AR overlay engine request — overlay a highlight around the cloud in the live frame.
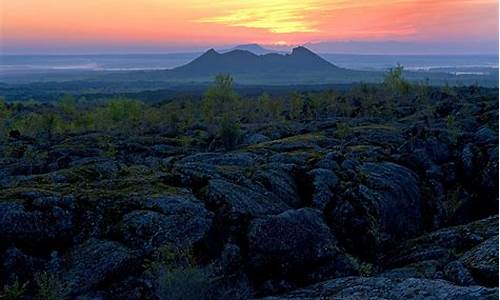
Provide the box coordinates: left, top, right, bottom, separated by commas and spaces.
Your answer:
196, 0, 322, 33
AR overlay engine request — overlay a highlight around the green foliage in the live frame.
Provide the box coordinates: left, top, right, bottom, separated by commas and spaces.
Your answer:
146, 245, 210, 300
1, 279, 28, 300
157, 267, 210, 300
446, 115, 461, 145
336, 123, 351, 139
57, 94, 77, 116
202, 74, 239, 123
35, 272, 67, 300
11, 112, 65, 141
290, 92, 303, 120
384, 64, 410, 95
258, 92, 282, 121
219, 113, 241, 150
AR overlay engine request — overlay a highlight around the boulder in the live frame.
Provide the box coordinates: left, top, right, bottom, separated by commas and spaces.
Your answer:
205, 179, 290, 219
307, 168, 339, 210
444, 260, 476, 286
0, 201, 73, 247
247, 208, 338, 278
263, 276, 499, 299
460, 235, 499, 287
380, 260, 443, 281
329, 162, 421, 255
118, 196, 213, 250
62, 239, 140, 296
425, 137, 451, 164
474, 126, 497, 145
2, 247, 45, 284
253, 164, 302, 208
383, 216, 498, 269
242, 133, 271, 145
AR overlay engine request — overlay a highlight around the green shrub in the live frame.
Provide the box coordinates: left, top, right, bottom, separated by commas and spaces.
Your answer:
384, 64, 410, 95
202, 74, 239, 123
218, 113, 241, 150
35, 272, 67, 300
157, 267, 211, 300
290, 92, 303, 120
1, 279, 28, 300
57, 94, 77, 116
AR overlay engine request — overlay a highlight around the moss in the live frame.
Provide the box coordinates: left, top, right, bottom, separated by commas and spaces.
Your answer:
1, 279, 28, 300
352, 124, 398, 132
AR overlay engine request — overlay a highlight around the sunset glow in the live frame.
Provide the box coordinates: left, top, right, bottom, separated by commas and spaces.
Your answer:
1, 0, 498, 53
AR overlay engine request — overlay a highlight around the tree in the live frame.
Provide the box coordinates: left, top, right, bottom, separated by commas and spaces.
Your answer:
57, 94, 77, 116
384, 64, 410, 95
202, 74, 239, 123
218, 113, 241, 150
290, 92, 303, 120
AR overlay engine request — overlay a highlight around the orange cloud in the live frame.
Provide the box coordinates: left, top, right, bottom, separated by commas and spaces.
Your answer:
1, 0, 497, 51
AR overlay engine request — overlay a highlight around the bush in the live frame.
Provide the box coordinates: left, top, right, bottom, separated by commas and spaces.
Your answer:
35, 272, 67, 300
384, 64, 410, 95
202, 74, 239, 123
157, 267, 211, 300
1, 279, 28, 300
218, 113, 241, 150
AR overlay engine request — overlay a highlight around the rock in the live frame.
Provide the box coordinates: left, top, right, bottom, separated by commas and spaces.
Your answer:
62, 239, 140, 296
247, 208, 338, 279
253, 164, 302, 208
474, 126, 497, 145
2, 247, 45, 284
0, 201, 73, 247
307, 168, 339, 210
242, 133, 270, 145
359, 162, 421, 241
461, 143, 476, 179
330, 162, 422, 256
118, 196, 213, 250
263, 276, 499, 299
205, 179, 290, 219
480, 146, 499, 194
216, 243, 242, 274
380, 260, 444, 281
178, 152, 259, 167
383, 216, 498, 268
444, 260, 476, 286
315, 152, 341, 171
172, 162, 222, 186
425, 138, 451, 164
460, 235, 499, 287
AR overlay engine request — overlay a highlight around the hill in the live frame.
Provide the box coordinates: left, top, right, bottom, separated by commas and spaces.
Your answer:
172, 46, 342, 77
221, 43, 283, 55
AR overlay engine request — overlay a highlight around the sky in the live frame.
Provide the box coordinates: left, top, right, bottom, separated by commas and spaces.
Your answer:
1, 0, 498, 54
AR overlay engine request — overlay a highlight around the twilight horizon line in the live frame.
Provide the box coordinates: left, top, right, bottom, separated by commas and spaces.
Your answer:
1, 40, 499, 56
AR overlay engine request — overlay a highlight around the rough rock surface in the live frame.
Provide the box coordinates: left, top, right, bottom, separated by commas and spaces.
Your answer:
262, 276, 499, 300
61, 239, 140, 296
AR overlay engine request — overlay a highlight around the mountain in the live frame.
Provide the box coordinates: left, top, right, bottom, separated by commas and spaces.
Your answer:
172, 46, 342, 77
221, 44, 284, 55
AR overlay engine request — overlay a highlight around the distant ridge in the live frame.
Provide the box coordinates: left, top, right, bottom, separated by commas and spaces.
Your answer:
172, 46, 341, 77
221, 44, 284, 55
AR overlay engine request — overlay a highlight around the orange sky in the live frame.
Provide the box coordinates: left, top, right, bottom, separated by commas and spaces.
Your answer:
1, 0, 498, 53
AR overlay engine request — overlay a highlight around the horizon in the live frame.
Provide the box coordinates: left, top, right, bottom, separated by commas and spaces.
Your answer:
2, 42, 500, 56
1, 0, 498, 55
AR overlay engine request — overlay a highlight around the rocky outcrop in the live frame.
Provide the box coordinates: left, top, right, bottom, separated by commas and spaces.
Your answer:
0, 201, 73, 247
61, 239, 140, 296
205, 179, 290, 219
246, 208, 357, 292
263, 276, 499, 299
118, 195, 213, 251
328, 161, 422, 257
460, 235, 499, 287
